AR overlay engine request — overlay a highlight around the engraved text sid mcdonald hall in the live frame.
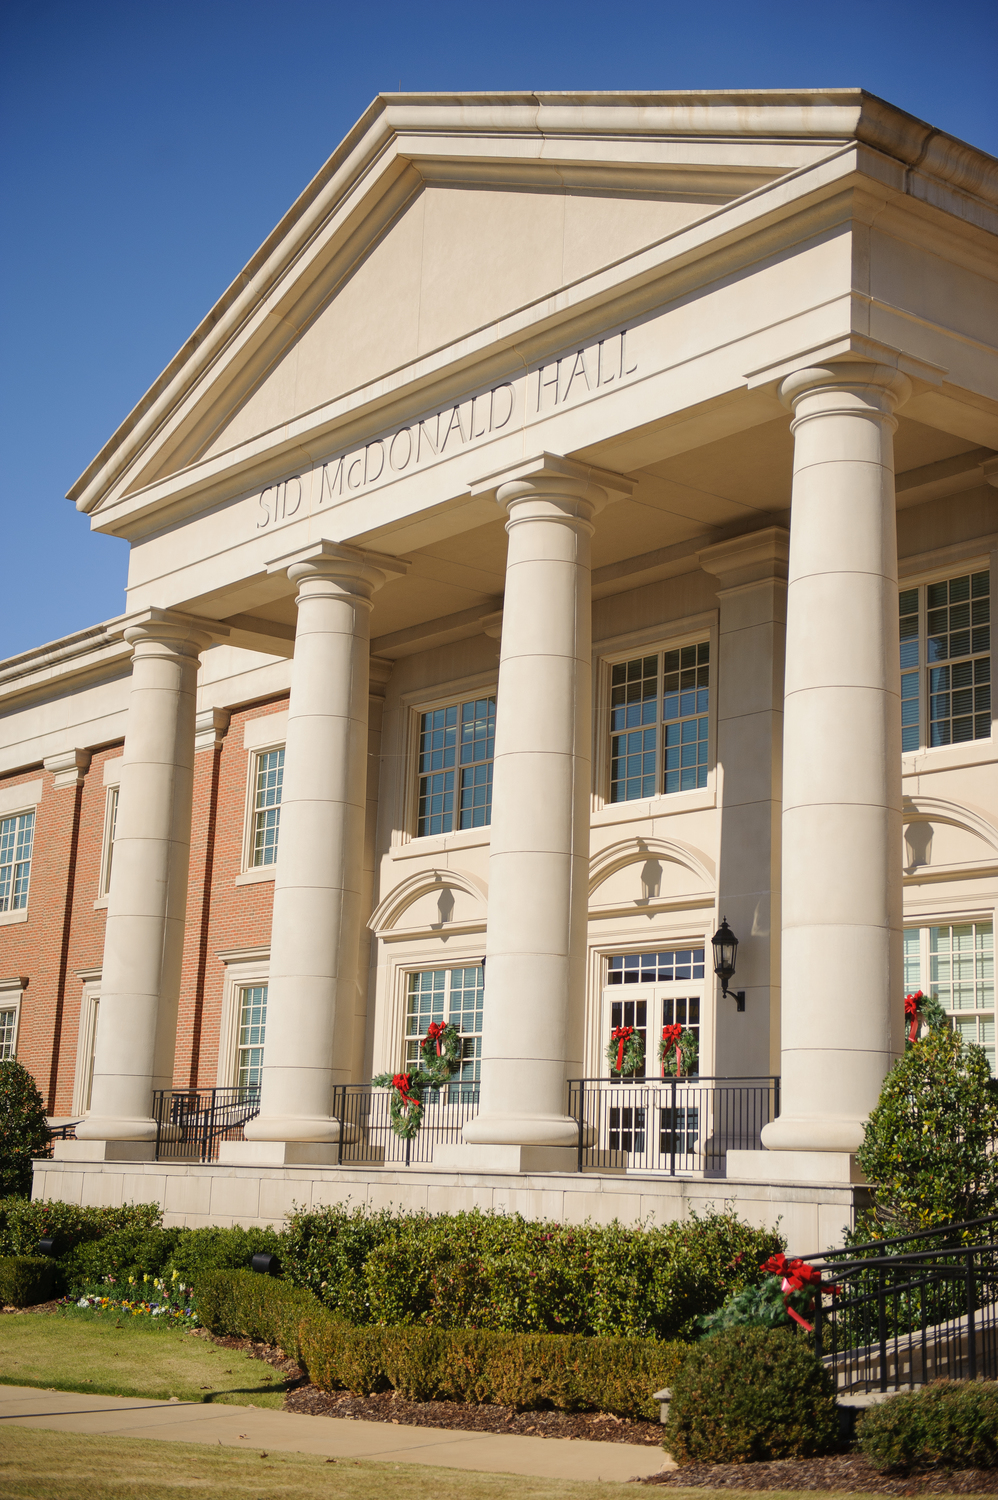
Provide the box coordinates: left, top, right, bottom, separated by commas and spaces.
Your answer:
253, 328, 637, 531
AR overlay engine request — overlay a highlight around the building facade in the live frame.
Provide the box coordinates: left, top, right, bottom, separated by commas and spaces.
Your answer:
5, 90, 997, 1245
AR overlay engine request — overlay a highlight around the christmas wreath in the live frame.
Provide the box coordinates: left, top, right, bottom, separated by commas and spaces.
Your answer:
607, 1025, 645, 1076
659, 1025, 699, 1077
903, 989, 948, 1049
371, 1069, 428, 1140
420, 1020, 462, 1083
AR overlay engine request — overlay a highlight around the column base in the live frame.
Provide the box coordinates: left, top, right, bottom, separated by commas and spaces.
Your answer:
52, 1139, 157, 1162
217, 1140, 340, 1167
242, 1115, 340, 1144
434, 1143, 578, 1174
726, 1148, 868, 1185
462, 1112, 578, 1148
761, 1114, 866, 1153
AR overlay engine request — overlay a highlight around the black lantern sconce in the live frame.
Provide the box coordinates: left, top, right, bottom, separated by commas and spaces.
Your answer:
711, 916, 745, 1011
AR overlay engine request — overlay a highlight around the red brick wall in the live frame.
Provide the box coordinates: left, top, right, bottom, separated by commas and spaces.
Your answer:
0, 692, 289, 1111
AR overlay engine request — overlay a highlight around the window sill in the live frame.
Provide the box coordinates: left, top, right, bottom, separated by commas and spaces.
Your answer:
592, 786, 716, 825
234, 867, 277, 887
93, 895, 109, 910
391, 828, 491, 861
0, 907, 29, 926
903, 738, 994, 776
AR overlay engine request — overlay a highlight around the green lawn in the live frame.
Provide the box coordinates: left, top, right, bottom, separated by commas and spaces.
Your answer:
0, 1427, 927, 1500
0, 1310, 290, 1406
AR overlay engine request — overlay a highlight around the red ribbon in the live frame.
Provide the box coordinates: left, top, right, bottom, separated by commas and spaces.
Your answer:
760, 1253, 840, 1333
611, 1025, 634, 1072
904, 991, 923, 1044
661, 1023, 683, 1077
391, 1072, 419, 1112
426, 1021, 446, 1056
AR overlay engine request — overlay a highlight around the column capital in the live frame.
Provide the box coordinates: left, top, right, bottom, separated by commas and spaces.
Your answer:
778, 361, 912, 419
43, 748, 92, 788
112, 607, 227, 656
698, 526, 790, 592
471, 452, 633, 519
266, 538, 408, 597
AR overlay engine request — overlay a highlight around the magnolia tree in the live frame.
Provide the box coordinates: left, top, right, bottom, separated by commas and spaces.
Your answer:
0, 1060, 51, 1198
856, 1026, 998, 1236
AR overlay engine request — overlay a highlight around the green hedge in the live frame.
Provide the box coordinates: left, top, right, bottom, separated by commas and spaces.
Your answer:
0, 1199, 162, 1258
198, 1269, 686, 1419
281, 1204, 782, 1339
664, 1326, 839, 1463
858, 1382, 998, 1473
0, 1256, 58, 1307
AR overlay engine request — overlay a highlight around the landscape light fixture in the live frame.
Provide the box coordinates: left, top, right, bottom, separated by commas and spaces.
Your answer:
711, 916, 745, 1011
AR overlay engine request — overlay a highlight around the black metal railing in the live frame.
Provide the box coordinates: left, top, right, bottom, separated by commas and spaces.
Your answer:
153, 1086, 261, 1162
332, 1083, 480, 1167
798, 1215, 998, 1394
567, 1075, 780, 1175
46, 1121, 78, 1141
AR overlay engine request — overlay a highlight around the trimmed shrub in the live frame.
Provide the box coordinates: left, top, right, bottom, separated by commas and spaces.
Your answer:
196, 1268, 321, 1359
858, 1381, 998, 1473
61, 1227, 184, 1292
283, 1202, 782, 1339
199, 1268, 687, 1419
165, 1225, 283, 1286
0, 1062, 51, 1198
855, 1027, 998, 1238
0, 1255, 58, 1307
664, 1326, 838, 1463
0, 1199, 161, 1258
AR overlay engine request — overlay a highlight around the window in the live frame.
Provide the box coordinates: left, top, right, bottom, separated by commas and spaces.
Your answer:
900, 570, 991, 753
605, 948, 706, 1079
404, 965, 484, 1095
904, 921, 995, 1072
101, 786, 119, 896
609, 642, 710, 801
235, 984, 268, 1089
0, 811, 34, 912
81, 999, 99, 1109
251, 749, 284, 867
417, 697, 495, 836
0, 1006, 17, 1060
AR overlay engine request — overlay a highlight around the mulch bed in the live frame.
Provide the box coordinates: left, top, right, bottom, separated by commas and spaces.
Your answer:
640, 1456, 998, 1493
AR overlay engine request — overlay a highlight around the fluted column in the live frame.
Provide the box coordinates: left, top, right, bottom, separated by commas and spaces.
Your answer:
458, 455, 628, 1167
235, 541, 402, 1163
76, 609, 215, 1150
760, 362, 910, 1163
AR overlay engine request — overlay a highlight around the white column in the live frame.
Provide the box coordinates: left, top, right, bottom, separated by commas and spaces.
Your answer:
236, 541, 401, 1163
458, 456, 627, 1170
699, 527, 788, 1082
760, 362, 910, 1167
75, 610, 214, 1152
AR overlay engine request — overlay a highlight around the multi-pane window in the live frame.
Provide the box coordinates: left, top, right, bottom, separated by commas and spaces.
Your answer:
905, 922, 995, 1072
102, 786, 119, 895
404, 965, 484, 1095
608, 997, 647, 1077
609, 642, 710, 801
0, 811, 34, 912
417, 698, 495, 837
252, 749, 284, 866
0, 1008, 17, 1060
607, 950, 705, 984
236, 985, 268, 1089
899, 570, 991, 752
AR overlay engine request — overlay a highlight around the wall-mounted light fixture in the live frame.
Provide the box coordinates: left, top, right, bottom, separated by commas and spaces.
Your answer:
711, 916, 745, 1011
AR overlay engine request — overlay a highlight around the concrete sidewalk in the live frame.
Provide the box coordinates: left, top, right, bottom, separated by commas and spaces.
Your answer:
0, 1385, 672, 1483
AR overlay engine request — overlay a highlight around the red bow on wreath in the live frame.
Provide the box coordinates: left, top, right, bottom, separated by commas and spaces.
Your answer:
425, 1021, 446, 1056
611, 1026, 634, 1072
760, 1252, 840, 1333
660, 1023, 683, 1076
904, 991, 924, 1044
391, 1072, 419, 1112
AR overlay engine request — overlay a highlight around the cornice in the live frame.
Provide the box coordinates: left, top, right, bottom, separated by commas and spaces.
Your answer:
68, 90, 997, 530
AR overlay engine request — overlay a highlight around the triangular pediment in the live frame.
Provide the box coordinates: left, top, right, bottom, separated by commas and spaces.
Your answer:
70, 90, 929, 528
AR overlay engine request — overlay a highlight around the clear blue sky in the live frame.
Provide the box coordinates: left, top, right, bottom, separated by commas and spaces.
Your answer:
2, 0, 996, 660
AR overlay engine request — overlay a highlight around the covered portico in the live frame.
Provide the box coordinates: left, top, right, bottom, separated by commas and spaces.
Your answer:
41, 90, 997, 1226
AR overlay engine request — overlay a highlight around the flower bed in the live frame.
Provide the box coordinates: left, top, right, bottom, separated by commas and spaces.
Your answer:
65, 1269, 198, 1325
